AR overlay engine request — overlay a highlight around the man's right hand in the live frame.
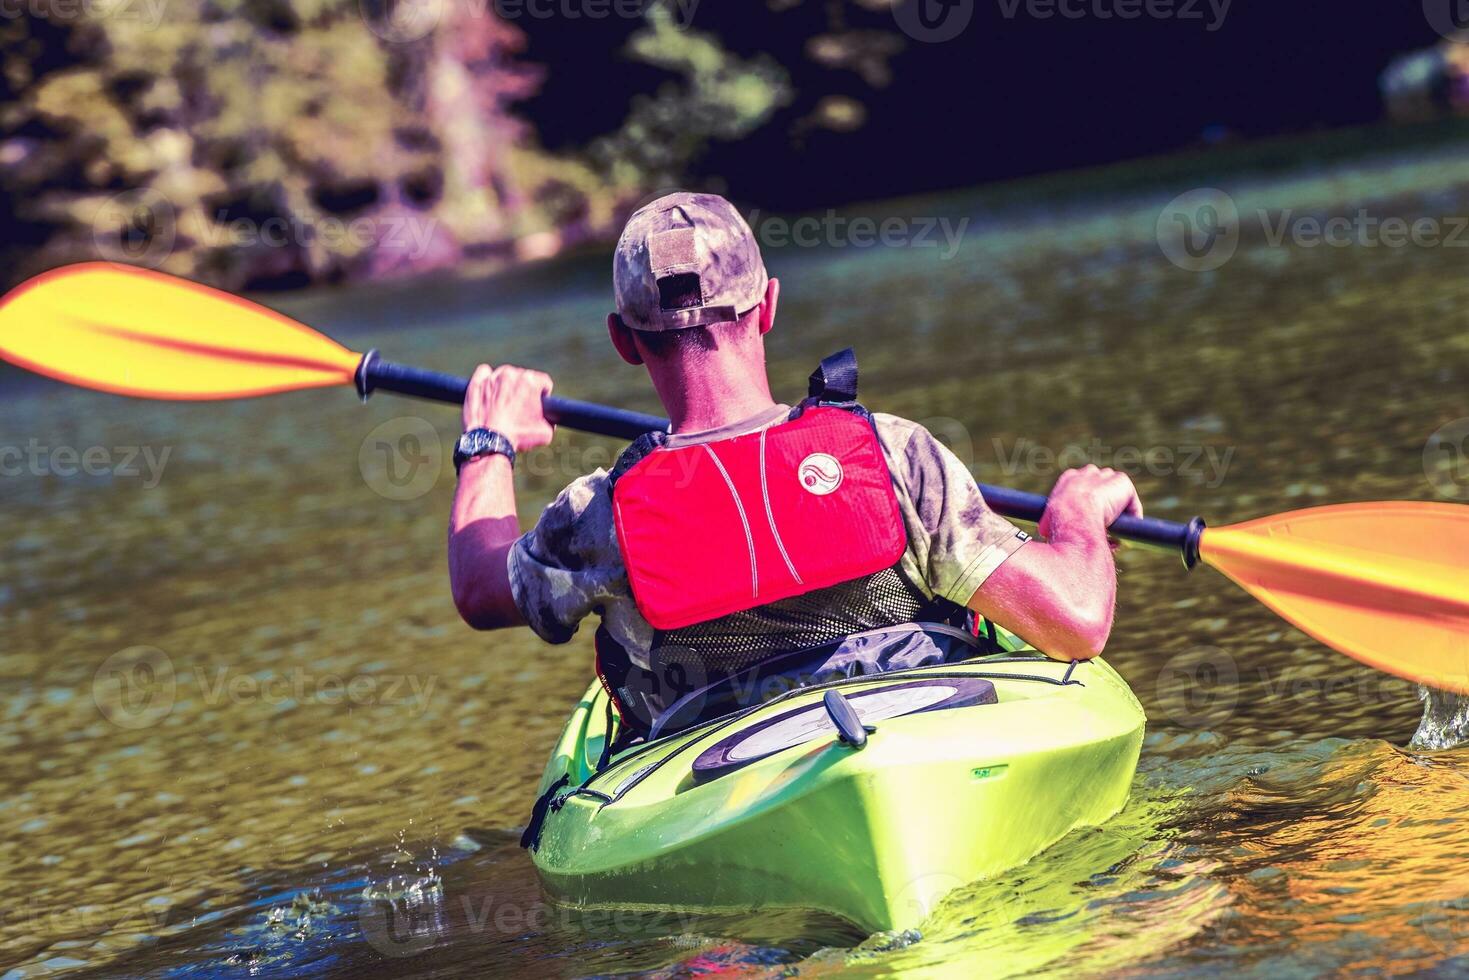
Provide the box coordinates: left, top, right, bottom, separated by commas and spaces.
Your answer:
1038, 464, 1143, 546
462, 364, 556, 451
967, 463, 1141, 661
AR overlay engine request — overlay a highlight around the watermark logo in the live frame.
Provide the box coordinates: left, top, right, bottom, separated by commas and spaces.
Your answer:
93, 646, 177, 730
92, 189, 177, 267
1161, 190, 1469, 272
892, 0, 973, 42
359, 877, 445, 958
1423, 0, 1469, 41
361, 0, 443, 42
893, 870, 966, 927
1154, 646, 1238, 728
1157, 188, 1239, 272
1424, 418, 1469, 500
642, 646, 713, 736
1418, 899, 1469, 956
359, 416, 443, 501
92, 648, 437, 728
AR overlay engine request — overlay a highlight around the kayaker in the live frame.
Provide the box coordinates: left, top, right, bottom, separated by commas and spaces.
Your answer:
448, 192, 1142, 736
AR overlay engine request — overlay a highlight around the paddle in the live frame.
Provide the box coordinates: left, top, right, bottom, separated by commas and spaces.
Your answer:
3, 262, 1467, 693
0, 262, 665, 438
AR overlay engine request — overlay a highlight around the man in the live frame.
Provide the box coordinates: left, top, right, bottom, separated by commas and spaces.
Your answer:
448, 192, 1141, 735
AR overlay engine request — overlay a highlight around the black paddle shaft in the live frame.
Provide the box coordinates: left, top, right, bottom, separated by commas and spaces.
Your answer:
356, 350, 667, 441
356, 351, 1205, 566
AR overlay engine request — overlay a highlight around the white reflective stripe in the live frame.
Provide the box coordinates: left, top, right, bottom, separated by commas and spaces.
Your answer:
702, 444, 758, 598
759, 428, 803, 586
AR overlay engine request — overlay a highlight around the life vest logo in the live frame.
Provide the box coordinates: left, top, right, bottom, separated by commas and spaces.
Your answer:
798, 453, 843, 496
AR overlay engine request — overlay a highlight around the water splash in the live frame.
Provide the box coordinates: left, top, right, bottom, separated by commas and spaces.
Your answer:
1411, 686, 1469, 750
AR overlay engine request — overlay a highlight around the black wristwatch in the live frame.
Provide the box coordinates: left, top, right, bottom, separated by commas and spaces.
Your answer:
454, 428, 517, 474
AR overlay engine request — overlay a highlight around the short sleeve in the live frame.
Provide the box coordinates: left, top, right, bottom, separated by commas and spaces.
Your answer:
508, 470, 625, 644
875, 414, 1030, 605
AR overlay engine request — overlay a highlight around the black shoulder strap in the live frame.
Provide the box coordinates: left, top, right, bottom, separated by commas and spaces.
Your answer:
808, 348, 858, 403
606, 428, 668, 488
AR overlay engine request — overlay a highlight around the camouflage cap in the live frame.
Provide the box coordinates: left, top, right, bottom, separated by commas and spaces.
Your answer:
613, 192, 769, 332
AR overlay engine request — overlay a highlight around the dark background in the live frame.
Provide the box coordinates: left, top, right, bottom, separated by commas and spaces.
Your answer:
526, 2, 1441, 209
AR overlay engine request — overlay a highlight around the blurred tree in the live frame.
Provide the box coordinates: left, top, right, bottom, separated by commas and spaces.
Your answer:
0, 0, 609, 290
0, 0, 901, 291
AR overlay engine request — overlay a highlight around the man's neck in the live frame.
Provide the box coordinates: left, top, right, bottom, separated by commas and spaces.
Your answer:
652, 359, 778, 434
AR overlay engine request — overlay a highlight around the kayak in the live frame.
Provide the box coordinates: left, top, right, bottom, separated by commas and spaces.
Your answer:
526, 650, 1145, 934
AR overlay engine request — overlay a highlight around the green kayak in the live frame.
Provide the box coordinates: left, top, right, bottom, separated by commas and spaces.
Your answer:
527, 652, 1145, 934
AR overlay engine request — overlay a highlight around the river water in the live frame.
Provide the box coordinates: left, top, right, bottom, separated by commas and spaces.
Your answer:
3, 133, 1468, 977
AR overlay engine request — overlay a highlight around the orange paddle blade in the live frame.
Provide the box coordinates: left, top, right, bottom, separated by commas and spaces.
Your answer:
1200, 501, 1469, 693
0, 263, 362, 399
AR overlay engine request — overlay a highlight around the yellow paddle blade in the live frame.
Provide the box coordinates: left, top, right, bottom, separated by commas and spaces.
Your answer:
0, 263, 362, 399
1200, 501, 1469, 693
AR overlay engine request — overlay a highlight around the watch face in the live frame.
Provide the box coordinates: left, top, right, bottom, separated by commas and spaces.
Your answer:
456, 429, 513, 471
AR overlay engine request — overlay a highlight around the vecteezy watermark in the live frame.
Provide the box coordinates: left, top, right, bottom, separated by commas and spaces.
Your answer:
6, 895, 190, 950
892, 0, 974, 42
357, 884, 708, 958
993, 436, 1235, 488
745, 209, 970, 260
359, 417, 444, 501
893, 0, 1229, 42
92, 647, 439, 728
1156, 188, 1240, 272
892, 871, 966, 928
1159, 189, 1469, 272
0, 0, 168, 29
93, 646, 177, 730
996, 0, 1230, 31
91, 189, 444, 267
1424, 418, 1469, 500
1154, 646, 1239, 729
359, 0, 699, 43
360, 0, 443, 42
1418, 898, 1469, 957
1, 441, 172, 488
1423, 0, 1469, 42
1154, 648, 1412, 729
93, 189, 177, 268
193, 666, 438, 716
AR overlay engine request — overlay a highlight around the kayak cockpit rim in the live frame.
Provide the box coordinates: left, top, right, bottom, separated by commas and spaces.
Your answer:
559, 654, 1094, 812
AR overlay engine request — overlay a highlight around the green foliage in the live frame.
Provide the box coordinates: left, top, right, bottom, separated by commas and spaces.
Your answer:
592, 5, 793, 191
0, 0, 610, 289
0, 0, 894, 291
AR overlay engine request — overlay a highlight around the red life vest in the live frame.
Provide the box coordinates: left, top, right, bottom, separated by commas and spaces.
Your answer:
613, 403, 907, 630
594, 350, 969, 734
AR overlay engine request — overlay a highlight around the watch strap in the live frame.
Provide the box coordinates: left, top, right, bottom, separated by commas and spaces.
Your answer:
455, 428, 517, 474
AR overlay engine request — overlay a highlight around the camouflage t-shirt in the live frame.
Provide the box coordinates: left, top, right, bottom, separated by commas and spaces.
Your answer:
507, 405, 1029, 668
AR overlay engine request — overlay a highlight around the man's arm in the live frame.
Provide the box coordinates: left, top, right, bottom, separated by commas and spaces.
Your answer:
448, 364, 555, 630
966, 464, 1141, 661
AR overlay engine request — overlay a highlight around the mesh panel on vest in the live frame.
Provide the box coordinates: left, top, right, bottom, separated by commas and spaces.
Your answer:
654, 566, 928, 675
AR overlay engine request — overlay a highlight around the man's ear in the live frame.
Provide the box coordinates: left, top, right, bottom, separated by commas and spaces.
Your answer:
607, 313, 644, 366
757, 277, 779, 337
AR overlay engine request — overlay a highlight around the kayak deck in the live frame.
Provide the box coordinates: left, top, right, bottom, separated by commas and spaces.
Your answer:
529, 654, 1145, 935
